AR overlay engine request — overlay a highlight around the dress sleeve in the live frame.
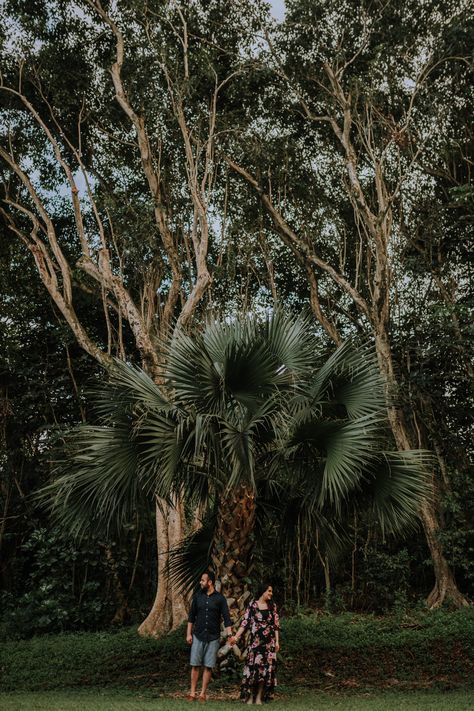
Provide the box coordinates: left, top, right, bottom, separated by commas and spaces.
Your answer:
273, 604, 280, 630
240, 602, 253, 629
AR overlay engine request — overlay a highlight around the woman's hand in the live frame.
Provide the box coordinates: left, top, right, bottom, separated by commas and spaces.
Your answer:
275, 641, 280, 653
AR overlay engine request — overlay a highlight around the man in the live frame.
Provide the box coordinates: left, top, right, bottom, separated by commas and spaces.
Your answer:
186, 570, 233, 702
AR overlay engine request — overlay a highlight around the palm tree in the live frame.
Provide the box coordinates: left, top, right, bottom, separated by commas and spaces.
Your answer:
42, 311, 428, 620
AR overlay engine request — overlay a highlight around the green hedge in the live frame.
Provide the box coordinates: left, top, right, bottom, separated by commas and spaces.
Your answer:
1, 609, 473, 693
0, 626, 185, 692
283, 608, 474, 651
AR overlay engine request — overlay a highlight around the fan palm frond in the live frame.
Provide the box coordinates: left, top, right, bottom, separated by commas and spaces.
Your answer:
89, 358, 170, 421
319, 414, 383, 506
368, 450, 432, 534
166, 513, 216, 596
37, 309, 428, 564
165, 330, 224, 413
37, 420, 153, 538
218, 393, 282, 490
263, 308, 317, 375
285, 409, 384, 508
310, 341, 384, 419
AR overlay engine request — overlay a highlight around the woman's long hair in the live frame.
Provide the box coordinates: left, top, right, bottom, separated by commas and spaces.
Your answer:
255, 581, 275, 610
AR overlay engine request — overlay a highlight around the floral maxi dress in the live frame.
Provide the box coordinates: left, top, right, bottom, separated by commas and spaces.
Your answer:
239, 600, 279, 703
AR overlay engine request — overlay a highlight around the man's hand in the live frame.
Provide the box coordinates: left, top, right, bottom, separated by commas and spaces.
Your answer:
275, 642, 280, 653
186, 633, 193, 645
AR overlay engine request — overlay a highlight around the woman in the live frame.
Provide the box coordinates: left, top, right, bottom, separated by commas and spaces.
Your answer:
230, 583, 280, 705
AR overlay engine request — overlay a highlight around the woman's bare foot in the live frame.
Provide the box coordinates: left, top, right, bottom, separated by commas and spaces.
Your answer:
246, 696, 254, 704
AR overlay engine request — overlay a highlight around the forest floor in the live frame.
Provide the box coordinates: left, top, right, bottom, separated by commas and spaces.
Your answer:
1, 689, 474, 711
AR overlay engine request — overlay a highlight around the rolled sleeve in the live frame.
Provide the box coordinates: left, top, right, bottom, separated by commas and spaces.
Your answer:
188, 595, 197, 624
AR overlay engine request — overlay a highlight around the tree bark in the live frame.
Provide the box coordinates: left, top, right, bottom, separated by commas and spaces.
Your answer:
168, 495, 189, 625
210, 484, 257, 622
138, 501, 171, 636
374, 331, 469, 608
421, 499, 469, 608
137, 497, 188, 637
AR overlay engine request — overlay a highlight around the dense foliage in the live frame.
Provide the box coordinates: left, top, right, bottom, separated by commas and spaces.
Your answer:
0, 0, 472, 638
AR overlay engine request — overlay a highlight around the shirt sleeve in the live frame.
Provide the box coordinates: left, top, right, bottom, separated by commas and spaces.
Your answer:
188, 594, 197, 623
240, 603, 253, 629
273, 604, 280, 630
220, 595, 232, 628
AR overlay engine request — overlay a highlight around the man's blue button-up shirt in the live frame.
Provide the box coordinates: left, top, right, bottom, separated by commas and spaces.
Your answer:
188, 590, 232, 642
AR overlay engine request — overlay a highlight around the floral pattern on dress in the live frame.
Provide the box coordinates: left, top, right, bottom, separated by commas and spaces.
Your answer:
239, 600, 280, 703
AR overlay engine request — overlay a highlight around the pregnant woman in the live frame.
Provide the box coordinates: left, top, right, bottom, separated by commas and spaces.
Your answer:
230, 583, 280, 705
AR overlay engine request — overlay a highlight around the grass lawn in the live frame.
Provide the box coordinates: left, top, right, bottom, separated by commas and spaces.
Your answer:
1, 689, 474, 711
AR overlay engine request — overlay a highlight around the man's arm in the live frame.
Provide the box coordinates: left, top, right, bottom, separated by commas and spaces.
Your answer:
187, 595, 197, 644
221, 595, 233, 639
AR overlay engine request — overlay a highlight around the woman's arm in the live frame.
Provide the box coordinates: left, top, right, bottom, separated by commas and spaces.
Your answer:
229, 603, 252, 645
229, 623, 246, 645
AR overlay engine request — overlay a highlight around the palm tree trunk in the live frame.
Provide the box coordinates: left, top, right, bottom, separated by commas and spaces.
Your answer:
210, 484, 257, 622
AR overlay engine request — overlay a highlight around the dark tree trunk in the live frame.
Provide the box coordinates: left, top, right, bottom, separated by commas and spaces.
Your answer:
210, 484, 257, 622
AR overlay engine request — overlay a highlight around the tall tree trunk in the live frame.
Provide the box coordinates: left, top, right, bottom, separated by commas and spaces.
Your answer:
138, 497, 188, 637
168, 495, 189, 624
231, 153, 469, 610
210, 484, 257, 622
374, 331, 469, 609
421, 499, 469, 608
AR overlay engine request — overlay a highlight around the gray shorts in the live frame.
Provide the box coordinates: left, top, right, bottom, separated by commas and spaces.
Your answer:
190, 634, 220, 668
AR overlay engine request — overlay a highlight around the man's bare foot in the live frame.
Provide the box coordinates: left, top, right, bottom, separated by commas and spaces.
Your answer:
246, 697, 254, 705
255, 699, 263, 705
